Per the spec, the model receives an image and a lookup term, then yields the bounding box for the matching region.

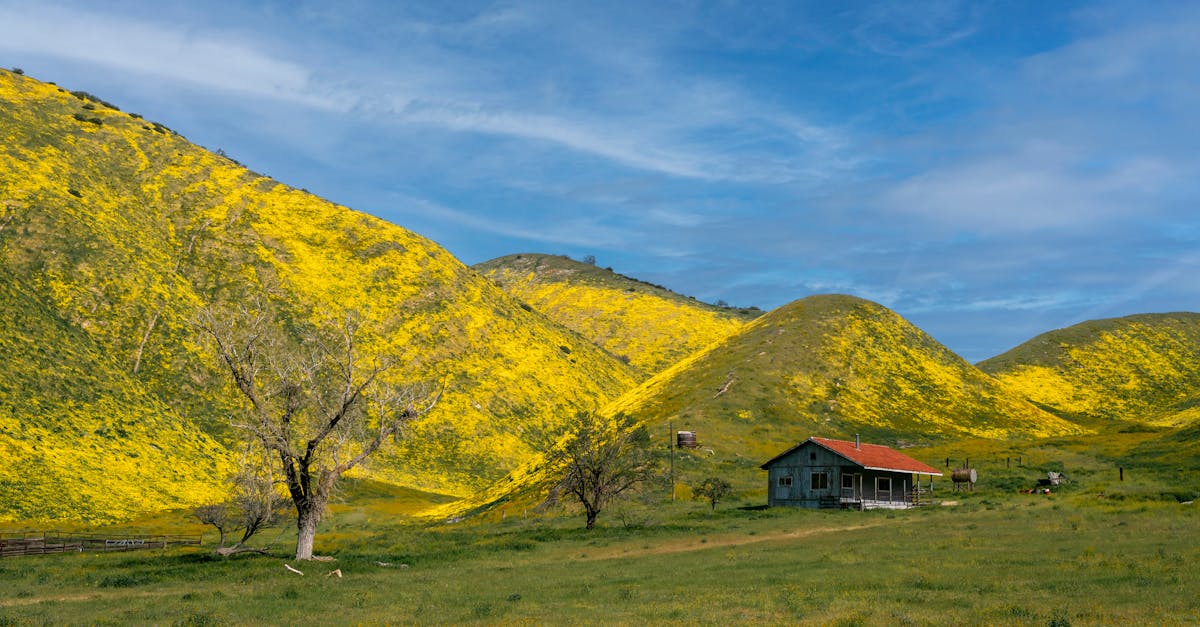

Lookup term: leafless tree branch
[195,302,444,560]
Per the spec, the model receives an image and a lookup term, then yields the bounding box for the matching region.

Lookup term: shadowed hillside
[978,313,1200,428]
[0,69,639,521]
[476,253,759,376]
[0,268,232,522]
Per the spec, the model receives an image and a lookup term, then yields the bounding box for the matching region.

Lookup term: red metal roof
[761,437,943,476]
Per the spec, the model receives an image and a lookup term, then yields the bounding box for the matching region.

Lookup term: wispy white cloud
[1073,250,1200,321]
[1024,5,1200,101]
[849,0,981,57]
[871,4,1200,234]
[881,146,1178,232]
[0,1,854,184]
[363,85,853,184]
[0,3,344,110]
[393,194,630,250]
[395,103,719,181]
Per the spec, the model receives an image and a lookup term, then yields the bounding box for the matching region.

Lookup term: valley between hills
[2,68,1199,624]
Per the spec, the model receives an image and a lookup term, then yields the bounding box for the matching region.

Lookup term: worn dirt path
[0,588,176,608]
[580,520,897,561]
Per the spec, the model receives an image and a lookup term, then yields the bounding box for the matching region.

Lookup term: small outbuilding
[761,436,943,509]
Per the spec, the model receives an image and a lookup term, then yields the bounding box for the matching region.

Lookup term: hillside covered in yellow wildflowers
[444,294,1087,516]
[0,267,233,522]
[476,253,759,376]
[978,313,1200,428]
[605,295,1083,468]
[0,69,640,522]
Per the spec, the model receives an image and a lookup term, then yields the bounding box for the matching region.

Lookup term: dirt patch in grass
[580,521,891,561]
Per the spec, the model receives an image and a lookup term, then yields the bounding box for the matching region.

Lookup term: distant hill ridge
[0,69,639,521]
[476,253,759,375]
[979,312,1200,427]
[606,294,1083,447]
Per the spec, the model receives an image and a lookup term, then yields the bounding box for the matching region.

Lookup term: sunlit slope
[439,294,1083,517]
[0,69,639,519]
[476,253,759,375]
[978,313,1200,427]
[0,269,232,523]
[609,294,1082,454]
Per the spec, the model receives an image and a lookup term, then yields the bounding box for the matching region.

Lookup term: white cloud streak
[883,147,1177,232]
[0,3,344,110]
[0,2,853,184]
[394,195,630,250]
[873,6,1200,234]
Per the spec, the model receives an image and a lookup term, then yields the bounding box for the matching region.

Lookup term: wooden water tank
[951,468,977,484]
[676,431,698,449]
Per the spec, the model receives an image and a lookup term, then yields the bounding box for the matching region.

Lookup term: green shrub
[173,612,222,627]
[71,113,103,125]
[98,574,145,588]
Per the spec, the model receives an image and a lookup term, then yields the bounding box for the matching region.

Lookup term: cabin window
[777,475,792,487]
[811,471,829,490]
[876,477,892,498]
[809,452,817,461]
[842,474,854,489]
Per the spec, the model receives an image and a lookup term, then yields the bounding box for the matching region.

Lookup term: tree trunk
[131,309,160,375]
[585,507,598,530]
[295,507,320,560]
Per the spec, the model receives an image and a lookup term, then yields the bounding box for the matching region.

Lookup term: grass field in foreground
[1,484,1196,626]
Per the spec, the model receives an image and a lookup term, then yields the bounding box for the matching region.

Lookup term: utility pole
[669,420,676,501]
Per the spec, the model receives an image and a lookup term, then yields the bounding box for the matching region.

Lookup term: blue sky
[2,0,1198,361]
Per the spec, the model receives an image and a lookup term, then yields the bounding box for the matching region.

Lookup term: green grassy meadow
[2,439,1197,626]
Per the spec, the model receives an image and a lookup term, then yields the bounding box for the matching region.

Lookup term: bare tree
[196,303,442,560]
[195,449,288,555]
[547,412,657,530]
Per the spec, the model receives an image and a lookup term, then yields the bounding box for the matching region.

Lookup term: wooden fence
[0,531,202,558]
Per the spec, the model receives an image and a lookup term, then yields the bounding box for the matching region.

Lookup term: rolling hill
[475,253,759,376]
[606,295,1084,460]
[978,313,1200,428]
[444,294,1085,516]
[0,69,640,521]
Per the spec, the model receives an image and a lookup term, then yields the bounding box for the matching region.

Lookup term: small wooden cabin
[761,436,942,509]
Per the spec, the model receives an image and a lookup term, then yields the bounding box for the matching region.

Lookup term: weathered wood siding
[766,441,841,508]
[764,441,914,509]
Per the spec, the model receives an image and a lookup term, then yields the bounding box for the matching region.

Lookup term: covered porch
[827,472,936,510]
